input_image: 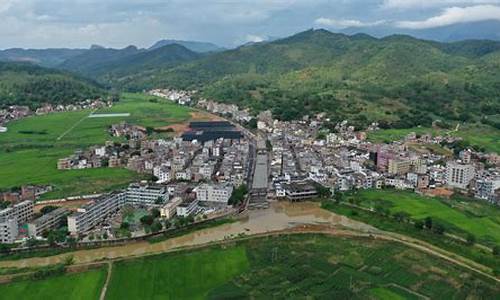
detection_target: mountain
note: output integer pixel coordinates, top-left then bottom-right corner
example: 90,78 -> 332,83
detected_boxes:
341,20 -> 500,42
97,44 -> 202,84
0,48 -> 87,67
58,45 -> 143,77
0,62 -> 107,108
59,44 -> 201,84
149,39 -> 224,53
114,29 -> 500,128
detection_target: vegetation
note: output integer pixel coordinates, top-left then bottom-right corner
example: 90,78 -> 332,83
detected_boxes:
0,267 -> 106,300
228,184 -> 248,205
0,93 -> 191,199
100,30 -> 500,131
107,234 -> 500,299
106,246 -> 249,299
0,62 -> 106,109
339,189 -> 500,245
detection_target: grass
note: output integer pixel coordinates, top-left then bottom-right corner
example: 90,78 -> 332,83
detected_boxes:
350,189 -> 500,245
106,246 -> 249,300
0,93 -> 191,198
106,234 -> 499,299
0,267 -> 106,300
367,124 -> 500,154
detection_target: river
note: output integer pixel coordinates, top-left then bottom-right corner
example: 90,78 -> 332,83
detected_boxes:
0,202 -> 377,269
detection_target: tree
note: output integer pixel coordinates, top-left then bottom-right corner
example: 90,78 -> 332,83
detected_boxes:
466,233 -> 476,246
315,184 -> 331,199
424,217 -> 433,229
63,255 -> 75,266
248,118 -> 257,129
432,223 -> 445,235
140,215 -> 154,226
151,221 -> 163,233
493,245 -> 500,256
151,208 -> 161,219
120,222 -> 130,230
393,212 -> 410,223
414,220 -> 424,230
333,192 -> 343,203
146,126 -> 154,136
155,196 -> 164,205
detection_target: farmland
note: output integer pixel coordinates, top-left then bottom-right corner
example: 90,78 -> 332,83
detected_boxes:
0,93 -> 191,199
0,267 -> 106,300
1,234 -> 499,299
106,246 -> 249,299
345,189 -> 500,245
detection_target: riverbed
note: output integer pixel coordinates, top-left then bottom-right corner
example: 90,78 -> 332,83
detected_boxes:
0,202 -> 377,268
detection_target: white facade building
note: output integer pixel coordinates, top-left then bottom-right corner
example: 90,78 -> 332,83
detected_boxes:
446,161 -> 475,189
196,184 -> 233,204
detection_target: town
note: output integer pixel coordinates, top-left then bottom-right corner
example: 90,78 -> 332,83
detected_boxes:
1,89 -> 499,249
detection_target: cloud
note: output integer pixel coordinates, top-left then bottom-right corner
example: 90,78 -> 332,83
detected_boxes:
382,0 -> 500,10
396,5 -> 500,29
244,34 -> 266,43
315,17 -> 386,28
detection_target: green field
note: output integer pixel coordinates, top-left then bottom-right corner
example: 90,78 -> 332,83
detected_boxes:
349,189 -> 500,245
106,235 -> 499,299
0,267 -> 106,300
106,246 -> 249,299
2,235 -> 498,299
367,124 -> 500,154
0,93 -> 191,198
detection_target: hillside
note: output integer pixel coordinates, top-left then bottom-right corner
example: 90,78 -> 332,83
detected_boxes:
112,29 -> 500,128
0,62 -> 106,108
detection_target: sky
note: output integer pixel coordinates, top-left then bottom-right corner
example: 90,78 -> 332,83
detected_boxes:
0,0 -> 500,49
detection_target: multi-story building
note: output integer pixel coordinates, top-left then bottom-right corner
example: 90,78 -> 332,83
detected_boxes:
0,219 -> 18,243
446,161 -> 475,189
196,184 -> 233,204
126,183 -> 169,206
27,208 -> 69,237
475,178 -> 500,202
160,197 -> 183,219
282,181 -> 318,201
0,200 -> 33,243
176,199 -> 199,217
68,192 -> 126,234
153,166 -> 171,183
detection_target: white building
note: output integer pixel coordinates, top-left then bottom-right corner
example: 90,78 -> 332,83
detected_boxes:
0,219 -> 18,243
154,166 -> 171,183
126,183 -> 169,206
446,161 -> 475,190
68,192 -> 126,234
196,184 -> 233,204
95,146 -> 106,157
176,199 -> 199,217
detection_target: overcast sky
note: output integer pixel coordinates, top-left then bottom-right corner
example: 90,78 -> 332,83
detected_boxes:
1,0 -> 500,49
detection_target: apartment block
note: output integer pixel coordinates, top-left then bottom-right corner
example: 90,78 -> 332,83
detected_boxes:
28,208 -> 69,237
196,184 -> 233,204
126,183 -> 169,206
68,192 -> 126,234
446,161 -> 475,190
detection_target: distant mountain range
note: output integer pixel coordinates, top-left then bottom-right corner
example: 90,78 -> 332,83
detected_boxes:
341,20 -> 500,43
148,40 -> 224,53
0,39 -> 224,68
1,29 -> 499,129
